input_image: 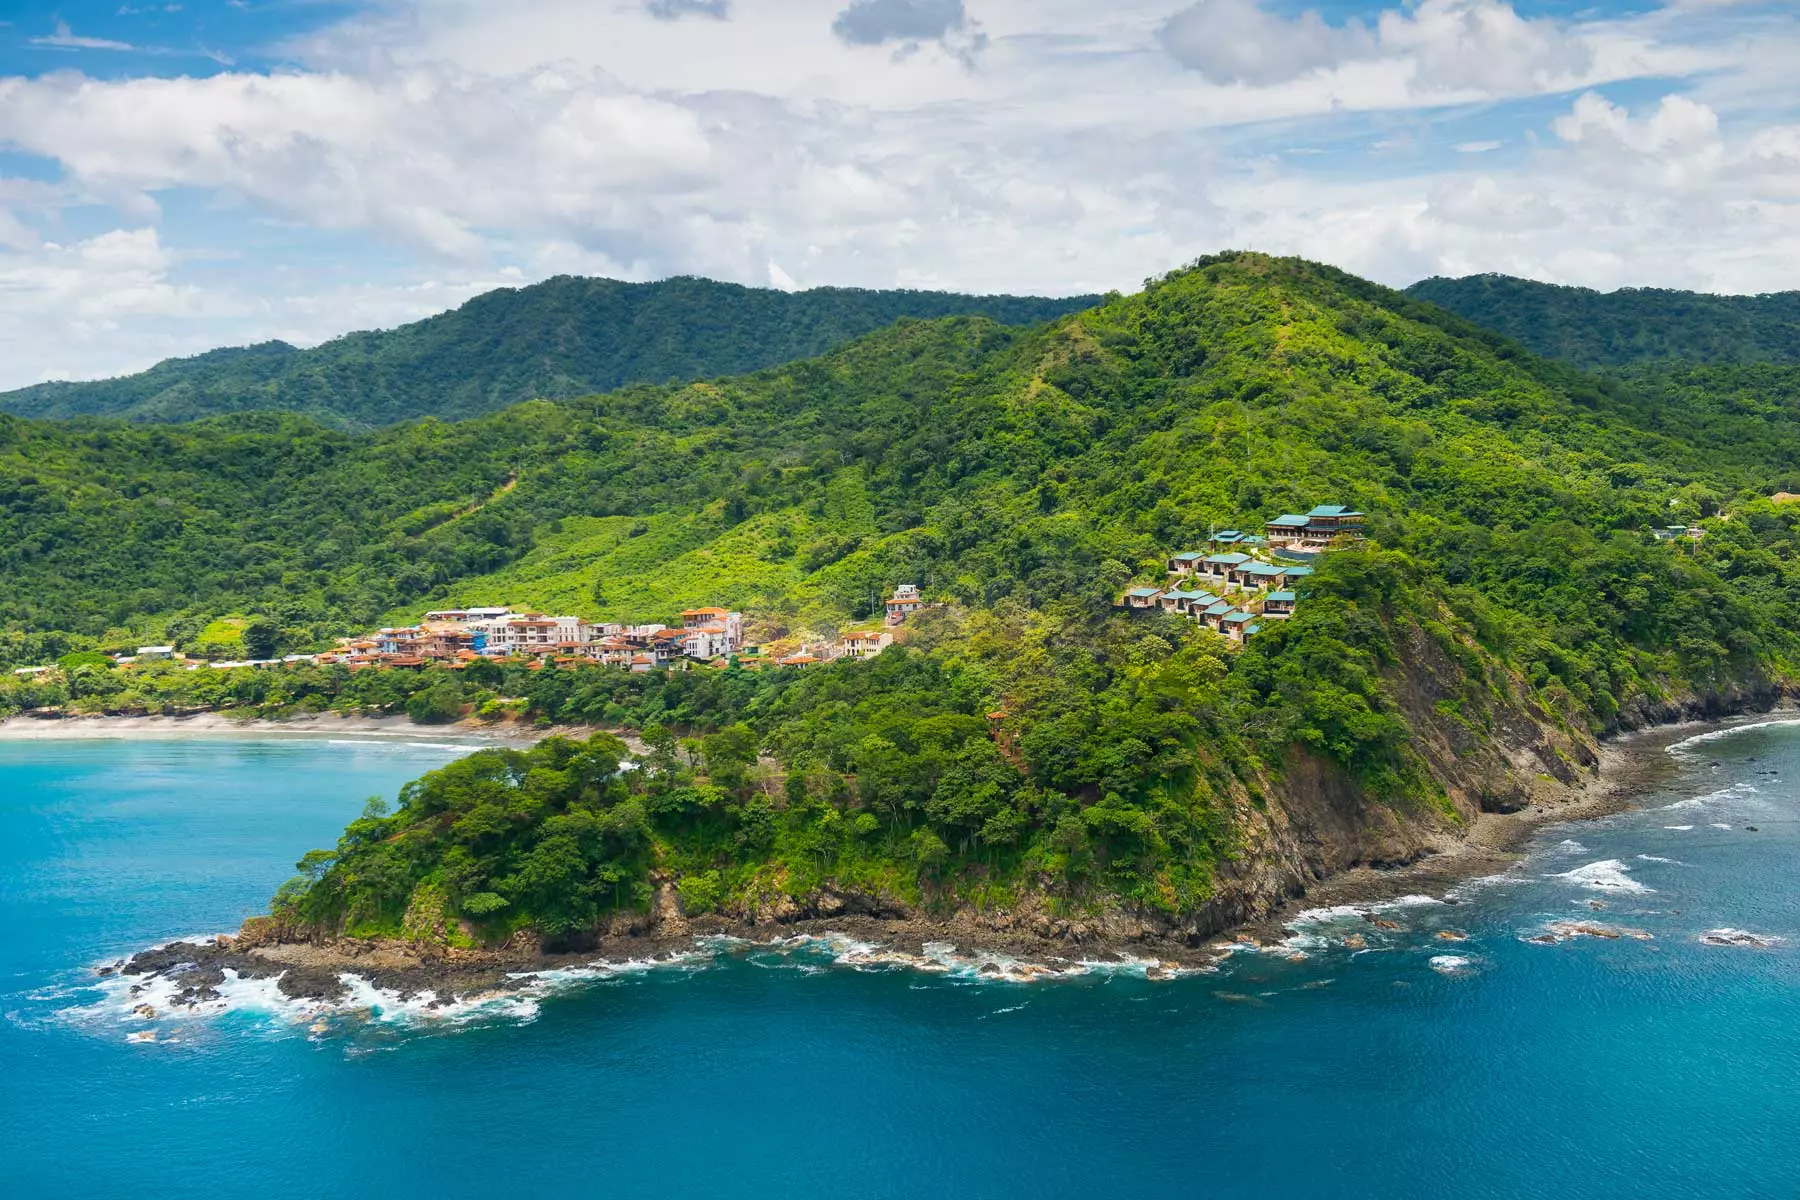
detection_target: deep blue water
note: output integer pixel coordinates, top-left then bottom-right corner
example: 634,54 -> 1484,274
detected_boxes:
3,728 -> 1799,1199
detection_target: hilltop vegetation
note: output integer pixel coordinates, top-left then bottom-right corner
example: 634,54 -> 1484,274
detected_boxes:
1406,274 -> 1800,368
8,252 -> 1800,939
0,275 -> 1099,429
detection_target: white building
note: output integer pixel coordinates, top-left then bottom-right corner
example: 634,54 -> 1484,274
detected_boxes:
680,608 -> 744,660
473,614 -> 592,656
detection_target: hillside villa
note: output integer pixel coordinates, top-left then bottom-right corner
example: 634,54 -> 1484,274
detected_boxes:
886,583 -> 924,626
1123,504 -> 1359,641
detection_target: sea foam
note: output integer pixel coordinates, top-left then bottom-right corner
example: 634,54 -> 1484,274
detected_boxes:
1668,719 -> 1800,757
1551,860 -> 1652,894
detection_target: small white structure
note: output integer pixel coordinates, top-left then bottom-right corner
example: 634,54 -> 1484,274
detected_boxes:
136,646 -> 175,660
886,584 -> 924,626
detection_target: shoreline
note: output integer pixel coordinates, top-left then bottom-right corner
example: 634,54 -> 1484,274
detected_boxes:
1242,710 -> 1765,936
98,705 -> 1797,1009
0,710 -> 604,747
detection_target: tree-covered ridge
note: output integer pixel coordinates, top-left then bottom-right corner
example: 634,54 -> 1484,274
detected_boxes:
1405,273 -> 1800,368
0,275 -> 1101,428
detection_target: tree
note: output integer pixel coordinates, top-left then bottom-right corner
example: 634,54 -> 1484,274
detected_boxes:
242,617 -> 281,660
406,679 -> 465,724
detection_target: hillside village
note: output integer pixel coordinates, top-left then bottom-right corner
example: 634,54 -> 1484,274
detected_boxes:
13,583 -> 929,680
11,511 -> 1365,683
1118,505 -> 1365,640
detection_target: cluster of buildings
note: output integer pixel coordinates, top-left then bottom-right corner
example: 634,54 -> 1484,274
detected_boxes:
316,583 -> 934,674
14,582 -> 936,682
776,584 -> 923,666
1119,505 -> 1366,642
320,606 -> 749,673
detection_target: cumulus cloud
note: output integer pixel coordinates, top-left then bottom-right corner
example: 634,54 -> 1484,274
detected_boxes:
0,68 -> 720,261
643,0 -> 731,20
1161,0 -> 1591,94
1160,0 -> 1371,86
832,0 -> 987,63
0,0 -> 1793,387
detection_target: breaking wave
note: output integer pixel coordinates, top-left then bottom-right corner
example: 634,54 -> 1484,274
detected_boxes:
1667,720 -> 1800,757
1550,860 -> 1652,894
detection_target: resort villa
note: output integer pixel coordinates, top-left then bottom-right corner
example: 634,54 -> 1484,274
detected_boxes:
1264,505 -> 1366,552
1121,504 -> 1360,642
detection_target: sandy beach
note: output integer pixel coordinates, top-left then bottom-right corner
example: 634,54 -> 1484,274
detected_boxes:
0,710 -> 598,746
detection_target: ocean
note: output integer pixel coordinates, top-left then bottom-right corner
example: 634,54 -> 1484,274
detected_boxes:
2,727 -> 1797,1199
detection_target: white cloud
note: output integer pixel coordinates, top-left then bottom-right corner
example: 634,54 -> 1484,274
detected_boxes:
29,20 -> 138,52
1162,0 -> 1594,95
1160,0 -> 1372,86
0,0 -> 1793,389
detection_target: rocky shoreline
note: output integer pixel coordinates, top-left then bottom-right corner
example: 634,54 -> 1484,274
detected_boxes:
105,704 -> 1795,1012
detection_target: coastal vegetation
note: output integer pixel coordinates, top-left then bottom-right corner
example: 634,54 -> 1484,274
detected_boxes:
9,252 -> 1800,938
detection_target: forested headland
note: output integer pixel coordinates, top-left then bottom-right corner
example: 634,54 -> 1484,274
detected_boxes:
8,253 -> 1800,946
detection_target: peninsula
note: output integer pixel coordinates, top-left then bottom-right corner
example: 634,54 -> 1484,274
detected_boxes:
5,254 -> 1796,996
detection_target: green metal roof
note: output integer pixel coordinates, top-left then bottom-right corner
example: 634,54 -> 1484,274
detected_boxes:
1204,552 -> 1252,565
1125,587 -> 1162,597
1268,514 -> 1309,527
1223,611 -> 1254,625
1266,590 -> 1296,602
1307,505 -> 1363,518
1284,566 -> 1314,577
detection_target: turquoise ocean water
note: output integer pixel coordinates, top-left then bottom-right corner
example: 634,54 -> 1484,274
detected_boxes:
2,728 -> 1798,1199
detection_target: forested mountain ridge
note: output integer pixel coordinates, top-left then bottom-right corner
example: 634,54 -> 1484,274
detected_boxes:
8,252 -> 1800,946
1406,273 -> 1800,368
0,275 -> 1101,428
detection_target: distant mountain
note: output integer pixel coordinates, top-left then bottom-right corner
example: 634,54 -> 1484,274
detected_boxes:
0,276 -> 1104,428
1405,274 -> 1800,368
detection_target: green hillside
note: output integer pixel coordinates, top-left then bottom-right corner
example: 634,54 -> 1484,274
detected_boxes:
1406,273 -> 1800,368
8,252 -> 1800,938
0,276 -> 1100,428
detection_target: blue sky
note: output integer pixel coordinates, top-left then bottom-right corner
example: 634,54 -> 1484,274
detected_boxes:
0,0 -> 1795,387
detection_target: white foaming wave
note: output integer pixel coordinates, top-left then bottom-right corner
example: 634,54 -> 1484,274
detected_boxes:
1379,894 -> 1447,910
1288,904 -> 1366,926
1445,870 -> 1530,901
1551,860 -> 1652,894
737,933 -> 1201,983
1698,928 -> 1787,948
1664,825 -> 1694,831
66,949 -> 718,1040
1428,955 -> 1476,976
1636,854 -> 1682,865
1668,719 -> 1800,757
1710,823 -> 1734,830
1661,782 -> 1759,811
1553,839 -> 1589,854
322,738 -> 483,754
